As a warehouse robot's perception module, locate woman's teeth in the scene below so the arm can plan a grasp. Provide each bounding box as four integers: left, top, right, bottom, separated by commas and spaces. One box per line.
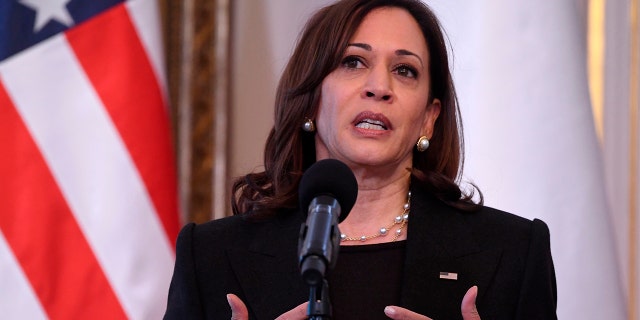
355, 119, 387, 130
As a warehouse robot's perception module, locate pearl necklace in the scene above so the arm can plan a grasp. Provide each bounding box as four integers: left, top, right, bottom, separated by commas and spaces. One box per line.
340, 191, 411, 242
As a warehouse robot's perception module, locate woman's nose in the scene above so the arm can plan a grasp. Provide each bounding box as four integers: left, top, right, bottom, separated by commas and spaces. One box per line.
362, 68, 393, 102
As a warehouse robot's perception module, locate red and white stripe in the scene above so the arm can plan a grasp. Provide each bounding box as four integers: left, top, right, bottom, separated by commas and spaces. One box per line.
0, 1, 179, 319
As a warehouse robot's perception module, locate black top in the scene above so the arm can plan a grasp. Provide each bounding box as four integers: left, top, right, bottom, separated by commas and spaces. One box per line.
328, 241, 406, 319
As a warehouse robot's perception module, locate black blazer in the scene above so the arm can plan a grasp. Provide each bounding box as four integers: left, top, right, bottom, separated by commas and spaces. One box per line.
164, 185, 557, 319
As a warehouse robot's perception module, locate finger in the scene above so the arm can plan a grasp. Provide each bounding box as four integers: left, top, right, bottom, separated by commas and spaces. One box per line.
227, 294, 249, 320
384, 306, 432, 320
274, 301, 309, 320
461, 286, 481, 320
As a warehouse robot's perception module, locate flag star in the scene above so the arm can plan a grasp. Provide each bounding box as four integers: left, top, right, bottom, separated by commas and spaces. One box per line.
19, 0, 74, 33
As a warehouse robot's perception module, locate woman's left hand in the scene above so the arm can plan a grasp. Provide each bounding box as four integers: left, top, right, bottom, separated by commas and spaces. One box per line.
384, 286, 481, 320
227, 293, 308, 320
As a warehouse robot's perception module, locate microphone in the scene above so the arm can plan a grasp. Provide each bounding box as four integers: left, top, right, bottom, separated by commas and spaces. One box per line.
298, 159, 358, 286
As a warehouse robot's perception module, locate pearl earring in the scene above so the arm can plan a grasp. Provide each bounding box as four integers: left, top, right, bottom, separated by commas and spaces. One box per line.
416, 136, 429, 152
302, 118, 315, 132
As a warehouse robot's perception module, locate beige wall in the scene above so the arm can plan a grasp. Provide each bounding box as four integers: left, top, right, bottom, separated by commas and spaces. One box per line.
230, 1, 332, 180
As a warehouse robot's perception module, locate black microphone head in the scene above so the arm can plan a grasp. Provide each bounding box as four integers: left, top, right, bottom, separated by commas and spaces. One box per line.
299, 159, 358, 222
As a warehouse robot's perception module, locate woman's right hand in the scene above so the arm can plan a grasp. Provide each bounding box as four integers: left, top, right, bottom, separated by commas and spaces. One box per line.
384, 286, 481, 320
227, 293, 308, 320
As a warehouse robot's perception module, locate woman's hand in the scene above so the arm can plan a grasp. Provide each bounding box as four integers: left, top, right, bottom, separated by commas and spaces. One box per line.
227, 294, 308, 320
228, 286, 480, 320
384, 286, 481, 320
227, 294, 248, 320
460, 286, 481, 319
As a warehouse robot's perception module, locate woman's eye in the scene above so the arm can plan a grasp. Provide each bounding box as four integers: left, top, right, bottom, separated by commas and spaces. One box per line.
394, 65, 418, 78
341, 56, 365, 69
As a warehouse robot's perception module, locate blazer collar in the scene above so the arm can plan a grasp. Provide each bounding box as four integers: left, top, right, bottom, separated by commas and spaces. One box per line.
405, 184, 482, 260
401, 183, 501, 317
226, 212, 309, 320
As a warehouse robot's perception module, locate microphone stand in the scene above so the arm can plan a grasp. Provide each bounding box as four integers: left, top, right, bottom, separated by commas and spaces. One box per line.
297, 159, 358, 319
307, 279, 331, 320
298, 196, 343, 319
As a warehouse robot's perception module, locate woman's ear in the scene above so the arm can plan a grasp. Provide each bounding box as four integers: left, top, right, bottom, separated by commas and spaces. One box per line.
422, 98, 441, 138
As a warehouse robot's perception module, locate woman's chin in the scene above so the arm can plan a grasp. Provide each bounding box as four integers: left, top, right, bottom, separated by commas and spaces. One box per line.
343, 154, 410, 170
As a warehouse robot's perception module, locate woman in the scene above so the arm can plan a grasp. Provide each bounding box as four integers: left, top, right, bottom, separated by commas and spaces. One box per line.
164, 0, 557, 319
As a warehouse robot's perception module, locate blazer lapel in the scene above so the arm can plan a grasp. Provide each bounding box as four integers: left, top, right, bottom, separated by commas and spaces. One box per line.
226, 212, 308, 320
401, 187, 501, 319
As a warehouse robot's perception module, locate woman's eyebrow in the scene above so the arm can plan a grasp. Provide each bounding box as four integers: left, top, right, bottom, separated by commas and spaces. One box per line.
348, 43, 372, 50
396, 49, 423, 67
347, 43, 424, 67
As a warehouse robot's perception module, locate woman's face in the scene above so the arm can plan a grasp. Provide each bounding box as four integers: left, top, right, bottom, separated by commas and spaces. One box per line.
315, 6, 440, 173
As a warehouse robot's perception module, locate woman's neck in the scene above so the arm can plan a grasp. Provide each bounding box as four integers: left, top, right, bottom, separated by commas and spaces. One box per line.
338, 171, 411, 245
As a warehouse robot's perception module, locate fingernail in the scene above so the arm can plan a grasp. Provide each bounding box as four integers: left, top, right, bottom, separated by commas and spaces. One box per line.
384, 306, 396, 315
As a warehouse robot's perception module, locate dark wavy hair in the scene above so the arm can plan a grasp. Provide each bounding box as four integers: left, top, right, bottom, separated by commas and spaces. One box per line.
232, 0, 482, 218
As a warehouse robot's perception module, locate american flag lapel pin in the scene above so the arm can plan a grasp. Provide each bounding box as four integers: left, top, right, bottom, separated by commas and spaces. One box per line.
439, 272, 458, 280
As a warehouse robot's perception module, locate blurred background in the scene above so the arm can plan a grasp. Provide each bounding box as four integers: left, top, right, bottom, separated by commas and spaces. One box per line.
0, 0, 637, 319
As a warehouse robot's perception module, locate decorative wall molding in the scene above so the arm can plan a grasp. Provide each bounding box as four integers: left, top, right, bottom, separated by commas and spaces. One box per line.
160, 0, 230, 224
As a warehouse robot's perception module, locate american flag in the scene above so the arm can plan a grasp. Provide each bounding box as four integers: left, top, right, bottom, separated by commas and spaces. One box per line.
0, 0, 180, 318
